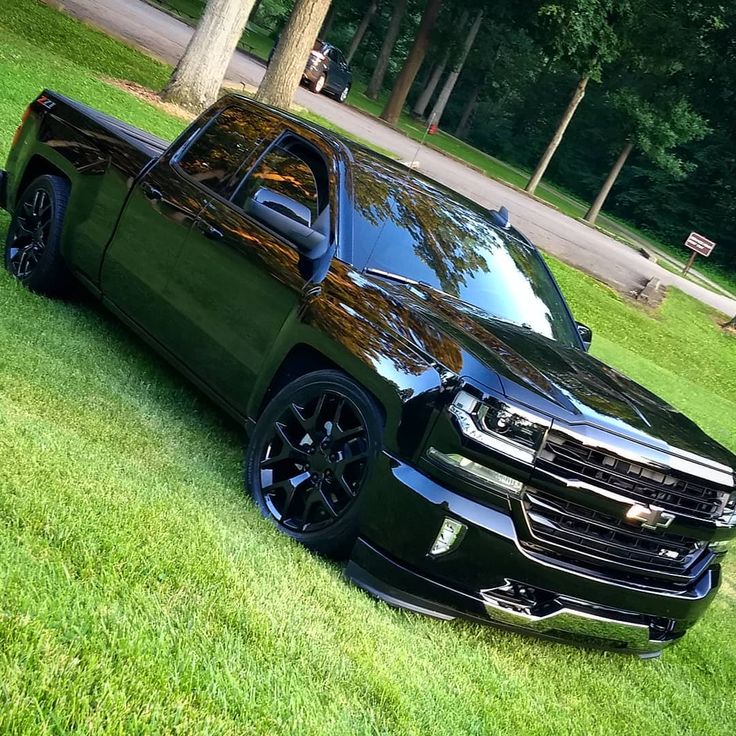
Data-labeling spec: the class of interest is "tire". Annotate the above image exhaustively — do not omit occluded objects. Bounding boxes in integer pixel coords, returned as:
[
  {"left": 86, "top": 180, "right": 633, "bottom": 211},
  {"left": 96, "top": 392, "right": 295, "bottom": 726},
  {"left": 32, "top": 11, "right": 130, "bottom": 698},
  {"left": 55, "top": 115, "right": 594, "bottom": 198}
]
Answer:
[
  {"left": 4, "top": 174, "right": 74, "bottom": 297},
  {"left": 245, "top": 370, "right": 383, "bottom": 558},
  {"left": 310, "top": 74, "right": 326, "bottom": 94},
  {"left": 337, "top": 84, "right": 351, "bottom": 104}
]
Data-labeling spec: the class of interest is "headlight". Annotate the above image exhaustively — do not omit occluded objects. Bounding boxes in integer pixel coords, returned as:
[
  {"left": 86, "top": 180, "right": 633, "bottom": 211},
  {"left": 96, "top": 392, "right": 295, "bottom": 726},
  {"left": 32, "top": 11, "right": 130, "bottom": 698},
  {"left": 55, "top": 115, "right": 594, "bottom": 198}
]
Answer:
[{"left": 449, "top": 390, "right": 551, "bottom": 464}]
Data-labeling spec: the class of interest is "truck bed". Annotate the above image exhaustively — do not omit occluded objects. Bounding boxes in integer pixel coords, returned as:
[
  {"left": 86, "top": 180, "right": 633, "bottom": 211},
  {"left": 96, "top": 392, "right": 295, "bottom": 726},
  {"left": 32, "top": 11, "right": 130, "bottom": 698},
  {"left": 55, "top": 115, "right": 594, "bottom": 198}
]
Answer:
[
  {"left": 50, "top": 90, "right": 169, "bottom": 160},
  {"left": 8, "top": 89, "right": 176, "bottom": 286}
]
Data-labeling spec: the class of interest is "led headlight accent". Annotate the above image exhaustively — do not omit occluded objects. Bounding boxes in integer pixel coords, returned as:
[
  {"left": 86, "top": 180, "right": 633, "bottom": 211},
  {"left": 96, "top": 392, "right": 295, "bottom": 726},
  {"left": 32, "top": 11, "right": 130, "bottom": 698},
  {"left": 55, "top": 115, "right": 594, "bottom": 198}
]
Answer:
[
  {"left": 427, "top": 448, "right": 524, "bottom": 498},
  {"left": 449, "top": 391, "right": 551, "bottom": 464}
]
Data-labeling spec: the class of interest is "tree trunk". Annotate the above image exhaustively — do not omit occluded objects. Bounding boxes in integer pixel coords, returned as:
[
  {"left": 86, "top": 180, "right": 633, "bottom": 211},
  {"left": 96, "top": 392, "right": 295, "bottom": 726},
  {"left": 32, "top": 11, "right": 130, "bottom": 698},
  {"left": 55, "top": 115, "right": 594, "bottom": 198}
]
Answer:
[
  {"left": 428, "top": 9, "right": 482, "bottom": 127},
  {"left": 161, "top": 0, "right": 257, "bottom": 112},
  {"left": 584, "top": 141, "right": 634, "bottom": 224},
  {"left": 380, "top": 0, "right": 443, "bottom": 125},
  {"left": 525, "top": 74, "right": 589, "bottom": 195},
  {"left": 366, "top": 0, "right": 408, "bottom": 100},
  {"left": 346, "top": 1, "right": 378, "bottom": 63},
  {"left": 412, "top": 52, "right": 448, "bottom": 118},
  {"left": 411, "top": 9, "right": 468, "bottom": 118},
  {"left": 455, "top": 83, "right": 481, "bottom": 137},
  {"left": 256, "top": 0, "right": 333, "bottom": 110}
]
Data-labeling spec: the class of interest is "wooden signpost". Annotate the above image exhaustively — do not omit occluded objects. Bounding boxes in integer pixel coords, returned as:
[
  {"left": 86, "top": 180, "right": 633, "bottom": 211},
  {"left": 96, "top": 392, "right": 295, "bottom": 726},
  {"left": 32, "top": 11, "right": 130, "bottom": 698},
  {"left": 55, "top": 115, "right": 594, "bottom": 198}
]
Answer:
[{"left": 682, "top": 232, "right": 716, "bottom": 275}]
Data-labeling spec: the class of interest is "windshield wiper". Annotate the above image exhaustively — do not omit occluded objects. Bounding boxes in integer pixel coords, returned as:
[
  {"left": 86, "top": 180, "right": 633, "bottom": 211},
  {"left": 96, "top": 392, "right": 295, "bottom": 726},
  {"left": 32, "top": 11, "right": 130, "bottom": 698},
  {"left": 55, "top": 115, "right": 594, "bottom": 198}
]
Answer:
[
  {"left": 364, "top": 268, "right": 423, "bottom": 287},
  {"left": 364, "top": 268, "right": 533, "bottom": 331}
]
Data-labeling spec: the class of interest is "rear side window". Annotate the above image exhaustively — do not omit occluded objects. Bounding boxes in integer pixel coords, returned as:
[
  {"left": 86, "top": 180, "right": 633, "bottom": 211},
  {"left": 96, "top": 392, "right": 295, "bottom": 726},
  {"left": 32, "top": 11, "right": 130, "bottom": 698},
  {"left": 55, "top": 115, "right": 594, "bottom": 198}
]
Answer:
[
  {"left": 233, "top": 146, "right": 320, "bottom": 224},
  {"left": 177, "top": 107, "right": 260, "bottom": 195}
]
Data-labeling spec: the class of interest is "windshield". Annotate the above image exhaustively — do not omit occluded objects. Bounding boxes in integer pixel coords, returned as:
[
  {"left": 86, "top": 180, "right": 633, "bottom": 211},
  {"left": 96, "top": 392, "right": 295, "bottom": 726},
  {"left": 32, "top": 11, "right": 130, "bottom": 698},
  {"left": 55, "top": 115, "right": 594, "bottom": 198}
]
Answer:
[{"left": 351, "top": 151, "right": 580, "bottom": 347}]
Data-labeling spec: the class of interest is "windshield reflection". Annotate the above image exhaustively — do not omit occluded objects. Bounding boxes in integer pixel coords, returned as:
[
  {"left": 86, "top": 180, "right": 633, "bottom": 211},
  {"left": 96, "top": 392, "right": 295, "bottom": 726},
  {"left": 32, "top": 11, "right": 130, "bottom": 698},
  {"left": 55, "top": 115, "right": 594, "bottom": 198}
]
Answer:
[{"left": 350, "top": 150, "right": 578, "bottom": 347}]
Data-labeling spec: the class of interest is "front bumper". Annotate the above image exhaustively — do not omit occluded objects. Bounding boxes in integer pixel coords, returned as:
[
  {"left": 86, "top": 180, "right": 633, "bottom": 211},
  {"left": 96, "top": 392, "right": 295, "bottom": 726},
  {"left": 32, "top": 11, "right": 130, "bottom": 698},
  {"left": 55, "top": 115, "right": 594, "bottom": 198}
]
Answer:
[{"left": 347, "top": 455, "right": 721, "bottom": 655}]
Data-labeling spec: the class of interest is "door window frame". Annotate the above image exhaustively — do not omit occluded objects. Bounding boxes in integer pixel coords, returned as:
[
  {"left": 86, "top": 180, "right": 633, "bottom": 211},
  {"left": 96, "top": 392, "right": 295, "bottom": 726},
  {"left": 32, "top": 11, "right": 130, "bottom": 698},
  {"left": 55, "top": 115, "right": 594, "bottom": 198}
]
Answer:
[
  {"left": 226, "top": 130, "right": 340, "bottom": 248},
  {"left": 169, "top": 106, "right": 267, "bottom": 203}
]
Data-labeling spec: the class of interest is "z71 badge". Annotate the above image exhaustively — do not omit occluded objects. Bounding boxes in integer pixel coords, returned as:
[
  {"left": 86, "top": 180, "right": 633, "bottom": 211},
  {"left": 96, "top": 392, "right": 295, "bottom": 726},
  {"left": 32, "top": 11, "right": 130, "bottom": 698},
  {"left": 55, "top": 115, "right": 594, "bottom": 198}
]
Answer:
[{"left": 36, "top": 95, "right": 56, "bottom": 110}]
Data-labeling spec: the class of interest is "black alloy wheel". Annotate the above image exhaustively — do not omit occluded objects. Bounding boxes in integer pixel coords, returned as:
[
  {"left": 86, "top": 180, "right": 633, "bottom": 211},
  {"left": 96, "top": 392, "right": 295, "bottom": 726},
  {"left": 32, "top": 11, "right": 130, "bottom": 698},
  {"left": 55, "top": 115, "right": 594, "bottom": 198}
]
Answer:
[
  {"left": 4, "top": 174, "right": 73, "bottom": 296},
  {"left": 7, "top": 187, "right": 52, "bottom": 279},
  {"left": 245, "top": 370, "right": 382, "bottom": 557}
]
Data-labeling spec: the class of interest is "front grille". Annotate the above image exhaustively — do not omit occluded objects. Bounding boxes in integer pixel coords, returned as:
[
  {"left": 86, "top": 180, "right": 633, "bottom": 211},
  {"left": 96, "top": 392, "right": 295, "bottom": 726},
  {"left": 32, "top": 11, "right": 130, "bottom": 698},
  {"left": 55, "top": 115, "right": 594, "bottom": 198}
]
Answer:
[
  {"left": 523, "top": 491, "right": 708, "bottom": 581},
  {"left": 538, "top": 434, "right": 728, "bottom": 521}
]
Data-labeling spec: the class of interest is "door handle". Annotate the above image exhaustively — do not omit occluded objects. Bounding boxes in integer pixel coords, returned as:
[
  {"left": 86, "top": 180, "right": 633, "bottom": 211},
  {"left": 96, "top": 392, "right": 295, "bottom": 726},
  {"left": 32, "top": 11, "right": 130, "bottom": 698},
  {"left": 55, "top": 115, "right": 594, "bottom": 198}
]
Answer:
[
  {"left": 196, "top": 220, "right": 224, "bottom": 241},
  {"left": 141, "top": 182, "right": 162, "bottom": 201}
]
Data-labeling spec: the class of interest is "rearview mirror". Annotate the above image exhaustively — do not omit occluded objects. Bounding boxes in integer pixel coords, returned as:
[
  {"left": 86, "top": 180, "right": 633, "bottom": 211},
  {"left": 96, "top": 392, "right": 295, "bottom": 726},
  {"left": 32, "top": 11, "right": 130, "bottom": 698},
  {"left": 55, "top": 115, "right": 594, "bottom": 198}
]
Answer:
[
  {"left": 577, "top": 322, "right": 593, "bottom": 351},
  {"left": 245, "top": 188, "right": 328, "bottom": 258}
]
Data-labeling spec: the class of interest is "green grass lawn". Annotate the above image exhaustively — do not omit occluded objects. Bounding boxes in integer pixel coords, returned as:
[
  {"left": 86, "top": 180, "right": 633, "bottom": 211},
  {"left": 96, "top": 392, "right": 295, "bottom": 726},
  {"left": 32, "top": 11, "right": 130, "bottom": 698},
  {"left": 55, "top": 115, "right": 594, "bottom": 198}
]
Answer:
[{"left": 2, "top": 1, "right": 736, "bottom": 733}]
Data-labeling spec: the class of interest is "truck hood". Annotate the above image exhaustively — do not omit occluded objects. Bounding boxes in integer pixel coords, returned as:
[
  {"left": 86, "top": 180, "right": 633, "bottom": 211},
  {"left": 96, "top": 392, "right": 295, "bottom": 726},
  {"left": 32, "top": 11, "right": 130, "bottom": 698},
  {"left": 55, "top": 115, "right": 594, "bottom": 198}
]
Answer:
[{"left": 373, "top": 278, "right": 735, "bottom": 470}]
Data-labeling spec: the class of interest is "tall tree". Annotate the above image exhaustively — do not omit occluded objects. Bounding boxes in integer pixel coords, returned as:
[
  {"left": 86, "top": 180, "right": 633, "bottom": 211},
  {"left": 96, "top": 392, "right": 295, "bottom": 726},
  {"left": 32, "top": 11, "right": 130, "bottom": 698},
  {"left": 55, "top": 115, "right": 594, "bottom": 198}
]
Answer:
[
  {"left": 380, "top": 0, "right": 443, "bottom": 125},
  {"left": 319, "top": 4, "right": 336, "bottom": 37},
  {"left": 524, "top": 0, "right": 631, "bottom": 194},
  {"left": 584, "top": 88, "right": 708, "bottom": 223},
  {"left": 366, "top": 0, "right": 409, "bottom": 99},
  {"left": 525, "top": 73, "right": 590, "bottom": 194},
  {"left": 256, "top": 0, "right": 333, "bottom": 109},
  {"left": 346, "top": 1, "right": 379, "bottom": 63},
  {"left": 454, "top": 81, "right": 482, "bottom": 137},
  {"left": 161, "top": 0, "right": 257, "bottom": 112},
  {"left": 411, "top": 10, "right": 469, "bottom": 119},
  {"left": 411, "top": 55, "right": 448, "bottom": 118},
  {"left": 428, "top": 8, "right": 483, "bottom": 127}
]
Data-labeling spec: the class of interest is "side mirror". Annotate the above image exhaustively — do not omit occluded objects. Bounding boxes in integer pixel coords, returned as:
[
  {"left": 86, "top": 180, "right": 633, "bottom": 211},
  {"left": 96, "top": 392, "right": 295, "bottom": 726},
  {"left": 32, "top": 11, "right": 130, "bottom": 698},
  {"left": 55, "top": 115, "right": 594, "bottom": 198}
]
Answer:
[
  {"left": 245, "top": 187, "right": 328, "bottom": 258},
  {"left": 577, "top": 322, "right": 593, "bottom": 352}
]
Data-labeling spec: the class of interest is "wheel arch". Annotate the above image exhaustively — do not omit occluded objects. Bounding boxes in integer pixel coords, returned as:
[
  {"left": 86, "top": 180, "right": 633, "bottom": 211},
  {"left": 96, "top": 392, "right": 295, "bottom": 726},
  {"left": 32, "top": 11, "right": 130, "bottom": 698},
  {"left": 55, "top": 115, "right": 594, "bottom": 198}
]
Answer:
[
  {"left": 249, "top": 337, "right": 445, "bottom": 461},
  {"left": 254, "top": 343, "right": 387, "bottom": 426},
  {"left": 14, "top": 155, "right": 71, "bottom": 209}
]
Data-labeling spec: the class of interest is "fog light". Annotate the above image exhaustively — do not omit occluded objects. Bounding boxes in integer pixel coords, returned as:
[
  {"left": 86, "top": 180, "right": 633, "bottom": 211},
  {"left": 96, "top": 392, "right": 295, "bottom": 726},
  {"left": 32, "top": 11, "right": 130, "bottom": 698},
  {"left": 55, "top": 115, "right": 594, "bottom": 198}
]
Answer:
[
  {"left": 430, "top": 517, "right": 467, "bottom": 556},
  {"left": 427, "top": 447, "right": 524, "bottom": 498}
]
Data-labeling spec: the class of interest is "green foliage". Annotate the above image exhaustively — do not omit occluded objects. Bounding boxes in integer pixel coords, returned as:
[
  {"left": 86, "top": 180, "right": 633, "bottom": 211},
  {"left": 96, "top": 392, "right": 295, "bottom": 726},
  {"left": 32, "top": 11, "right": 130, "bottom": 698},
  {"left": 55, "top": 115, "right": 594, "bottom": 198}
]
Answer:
[
  {"left": 609, "top": 88, "right": 709, "bottom": 177},
  {"left": 534, "top": 0, "right": 632, "bottom": 75}
]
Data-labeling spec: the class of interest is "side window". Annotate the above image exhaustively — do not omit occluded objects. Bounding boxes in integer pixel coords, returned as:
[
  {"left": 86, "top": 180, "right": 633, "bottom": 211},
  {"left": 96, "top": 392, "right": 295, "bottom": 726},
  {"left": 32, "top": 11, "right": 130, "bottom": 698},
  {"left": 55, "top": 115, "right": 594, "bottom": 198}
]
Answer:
[
  {"left": 335, "top": 50, "right": 347, "bottom": 67},
  {"left": 177, "top": 107, "right": 260, "bottom": 195},
  {"left": 233, "top": 145, "right": 321, "bottom": 225}
]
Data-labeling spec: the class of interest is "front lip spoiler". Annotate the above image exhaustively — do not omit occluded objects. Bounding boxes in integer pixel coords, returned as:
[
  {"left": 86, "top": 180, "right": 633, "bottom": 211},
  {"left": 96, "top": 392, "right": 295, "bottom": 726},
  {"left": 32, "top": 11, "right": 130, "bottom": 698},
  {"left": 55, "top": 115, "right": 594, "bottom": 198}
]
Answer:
[{"left": 346, "top": 539, "right": 679, "bottom": 656}]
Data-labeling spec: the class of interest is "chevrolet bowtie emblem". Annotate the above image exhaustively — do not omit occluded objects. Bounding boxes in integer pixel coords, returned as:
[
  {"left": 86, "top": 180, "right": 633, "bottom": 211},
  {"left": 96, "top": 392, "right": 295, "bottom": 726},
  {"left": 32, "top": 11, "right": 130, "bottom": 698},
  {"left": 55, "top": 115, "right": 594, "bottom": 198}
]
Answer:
[{"left": 626, "top": 503, "right": 676, "bottom": 530}]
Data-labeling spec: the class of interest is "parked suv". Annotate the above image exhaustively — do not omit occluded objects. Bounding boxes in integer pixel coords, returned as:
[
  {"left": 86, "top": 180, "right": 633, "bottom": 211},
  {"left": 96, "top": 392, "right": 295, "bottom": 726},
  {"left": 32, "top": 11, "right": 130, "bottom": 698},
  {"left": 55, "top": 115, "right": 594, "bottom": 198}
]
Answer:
[
  {"left": 2, "top": 91, "right": 734, "bottom": 657},
  {"left": 268, "top": 39, "right": 352, "bottom": 102}
]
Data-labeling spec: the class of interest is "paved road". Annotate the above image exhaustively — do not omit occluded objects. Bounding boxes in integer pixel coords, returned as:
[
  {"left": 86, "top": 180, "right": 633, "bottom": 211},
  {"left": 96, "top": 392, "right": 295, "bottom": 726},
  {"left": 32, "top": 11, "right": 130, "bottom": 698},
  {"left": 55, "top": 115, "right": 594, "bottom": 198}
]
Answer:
[{"left": 55, "top": 0, "right": 736, "bottom": 316}]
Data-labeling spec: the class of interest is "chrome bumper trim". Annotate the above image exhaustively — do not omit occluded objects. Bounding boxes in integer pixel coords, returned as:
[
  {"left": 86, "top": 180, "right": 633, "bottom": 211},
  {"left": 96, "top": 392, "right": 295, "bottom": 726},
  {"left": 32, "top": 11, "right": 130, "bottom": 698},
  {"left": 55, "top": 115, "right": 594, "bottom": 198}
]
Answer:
[{"left": 480, "top": 592, "right": 673, "bottom": 653}]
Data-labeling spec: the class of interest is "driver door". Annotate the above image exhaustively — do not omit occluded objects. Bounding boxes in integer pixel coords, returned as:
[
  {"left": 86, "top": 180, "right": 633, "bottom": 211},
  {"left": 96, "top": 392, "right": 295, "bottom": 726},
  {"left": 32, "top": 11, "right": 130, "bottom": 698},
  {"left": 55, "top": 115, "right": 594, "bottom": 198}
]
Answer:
[
  {"left": 163, "top": 133, "right": 334, "bottom": 417},
  {"left": 101, "top": 106, "right": 264, "bottom": 342}
]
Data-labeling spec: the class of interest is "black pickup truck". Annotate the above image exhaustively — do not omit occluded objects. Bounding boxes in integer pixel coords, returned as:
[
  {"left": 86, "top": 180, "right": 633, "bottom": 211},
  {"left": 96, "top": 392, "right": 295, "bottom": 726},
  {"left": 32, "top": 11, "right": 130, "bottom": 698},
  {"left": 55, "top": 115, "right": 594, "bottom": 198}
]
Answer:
[{"left": 2, "top": 91, "right": 734, "bottom": 656}]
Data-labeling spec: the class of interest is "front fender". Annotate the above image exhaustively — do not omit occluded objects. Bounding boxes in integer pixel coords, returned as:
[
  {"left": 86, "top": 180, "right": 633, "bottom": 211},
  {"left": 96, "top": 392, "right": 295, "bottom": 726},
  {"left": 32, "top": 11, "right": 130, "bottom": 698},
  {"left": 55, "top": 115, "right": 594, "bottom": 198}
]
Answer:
[{"left": 248, "top": 262, "right": 455, "bottom": 461}]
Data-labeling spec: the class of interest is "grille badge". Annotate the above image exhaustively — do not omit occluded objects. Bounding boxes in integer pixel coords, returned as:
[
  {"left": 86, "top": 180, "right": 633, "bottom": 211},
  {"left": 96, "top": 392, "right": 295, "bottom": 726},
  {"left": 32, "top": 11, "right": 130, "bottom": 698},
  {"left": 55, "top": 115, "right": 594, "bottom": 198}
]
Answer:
[{"left": 626, "top": 503, "right": 676, "bottom": 530}]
